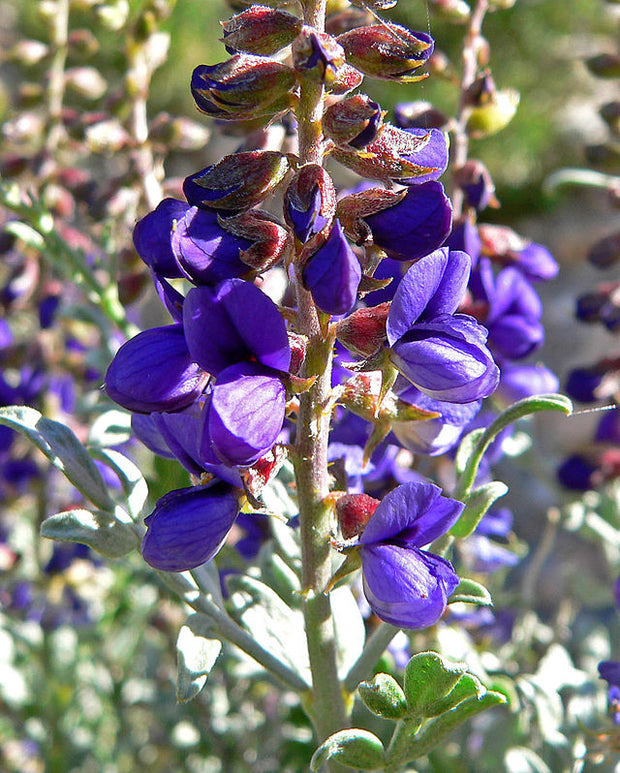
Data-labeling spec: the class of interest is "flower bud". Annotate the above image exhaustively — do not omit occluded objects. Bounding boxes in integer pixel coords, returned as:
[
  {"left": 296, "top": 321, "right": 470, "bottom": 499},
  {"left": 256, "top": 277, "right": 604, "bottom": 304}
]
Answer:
[
  {"left": 338, "top": 187, "right": 407, "bottom": 246},
  {"left": 302, "top": 220, "right": 362, "bottom": 315},
  {"left": 586, "top": 53, "right": 620, "bottom": 79},
  {"left": 292, "top": 26, "right": 346, "bottom": 84},
  {"left": 338, "top": 24, "right": 433, "bottom": 82},
  {"left": 219, "top": 210, "right": 293, "bottom": 271},
  {"left": 222, "top": 6, "right": 302, "bottom": 56},
  {"left": 465, "top": 74, "right": 519, "bottom": 138},
  {"left": 328, "top": 62, "right": 365, "bottom": 94},
  {"left": 323, "top": 94, "right": 383, "bottom": 148},
  {"left": 9, "top": 39, "right": 49, "bottom": 66},
  {"left": 428, "top": 0, "right": 471, "bottom": 22},
  {"left": 336, "top": 493, "right": 380, "bottom": 539},
  {"left": 394, "top": 100, "right": 448, "bottom": 129},
  {"left": 191, "top": 56, "right": 297, "bottom": 121},
  {"left": 183, "top": 151, "right": 291, "bottom": 211},
  {"left": 332, "top": 123, "right": 446, "bottom": 183},
  {"left": 454, "top": 159, "right": 498, "bottom": 211},
  {"left": 64, "top": 67, "right": 107, "bottom": 100},
  {"left": 325, "top": 7, "right": 373, "bottom": 36},
  {"left": 336, "top": 302, "right": 390, "bottom": 357},
  {"left": 284, "top": 164, "right": 336, "bottom": 246},
  {"left": 588, "top": 231, "right": 620, "bottom": 269}
]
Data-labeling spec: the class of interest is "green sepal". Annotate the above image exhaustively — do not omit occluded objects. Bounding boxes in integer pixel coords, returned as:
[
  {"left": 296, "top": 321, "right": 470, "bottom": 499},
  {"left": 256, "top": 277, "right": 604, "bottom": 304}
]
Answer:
[
  {"left": 0, "top": 405, "right": 114, "bottom": 511},
  {"left": 450, "top": 480, "right": 508, "bottom": 538},
  {"left": 40, "top": 508, "right": 140, "bottom": 559},
  {"left": 448, "top": 578, "right": 493, "bottom": 607},
  {"left": 310, "top": 729, "right": 385, "bottom": 771},
  {"left": 403, "top": 651, "right": 466, "bottom": 718},
  {"left": 176, "top": 613, "right": 222, "bottom": 703},
  {"left": 358, "top": 673, "right": 408, "bottom": 719}
]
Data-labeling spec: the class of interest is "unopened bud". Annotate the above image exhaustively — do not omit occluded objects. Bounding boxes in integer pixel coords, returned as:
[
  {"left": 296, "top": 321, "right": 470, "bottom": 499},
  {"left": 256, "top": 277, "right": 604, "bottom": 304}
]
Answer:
[
  {"left": 466, "top": 88, "right": 519, "bottom": 138},
  {"left": 284, "top": 164, "right": 336, "bottom": 246},
  {"left": 428, "top": 0, "right": 471, "bottom": 22},
  {"left": 336, "top": 302, "right": 390, "bottom": 357},
  {"left": 292, "top": 26, "right": 346, "bottom": 84},
  {"left": 9, "top": 39, "right": 49, "bottom": 66},
  {"left": 64, "top": 67, "right": 107, "bottom": 100},
  {"left": 600, "top": 101, "right": 620, "bottom": 134},
  {"left": 337, "top": 187, "right": 406, "bottom": 245},
  {"left": 588, "top": 231, "right": 620, "bottom": 269},
  {"left": 336, "top": 493, "right": 380, "bottom": 539},
  {"left": 328, "top": 62, "right": 364, "bottom": 94},
  {"left": 394, "top": 100, "right": 448, "bottom": 129},
  {"left": 220, "top": 210, "right": 293, "bottom": 271},
  {"left": 184, "top": 151, "right": 291, "bottom": 211},
  {"left": 192, "top": 56, "right": 297, "bottom": 121},
  {"left": 149, "top": 112, "right": 210, "bottom": 151},
  {"left": 338, "top": 24, "right": 433, "bottom": 82},
  {"left": 84, "top": 119, "right": 130, "bottom": 153},
  {"left": 67, "top": 29, "right": 100, "bottom": 58},
  {"left": 287, "top": 332, "right": 307, "bottom": 375},
  {"left": 454, "top": 159, "right": 498, "bottom": 211},
  {"left": 325, "top": 7, "right": 373, "bottom": 36},
  {"left": 96, "top": 0, "right": 130, "bottom": 31},
  {"left": 323, "top": 94, "right": 383, "bottom": 148},
  {"left": 222, "top": 6, "right": 302, "bottom": 56}
]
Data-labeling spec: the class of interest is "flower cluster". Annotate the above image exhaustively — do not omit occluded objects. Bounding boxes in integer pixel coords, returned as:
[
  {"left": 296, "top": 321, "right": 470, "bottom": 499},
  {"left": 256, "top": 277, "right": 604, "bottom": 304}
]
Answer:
[{"left": 101, "top": 2, "right": 555, "bottom": 631}]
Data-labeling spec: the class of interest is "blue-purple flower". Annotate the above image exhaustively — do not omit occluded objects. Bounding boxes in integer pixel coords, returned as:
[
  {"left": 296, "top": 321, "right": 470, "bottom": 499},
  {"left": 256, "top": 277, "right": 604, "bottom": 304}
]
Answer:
[
  {"left": 357, "top": 481, "right": 462, "bottom": 628},
  {"left": 141, "top": 481, "right": 242, "bottom": 572},
  {"left": 386, "top": 248, "right": 499, "bottom": 403},
  {"left": 598, "top": 661, "right": 620, "bottom": 724}
]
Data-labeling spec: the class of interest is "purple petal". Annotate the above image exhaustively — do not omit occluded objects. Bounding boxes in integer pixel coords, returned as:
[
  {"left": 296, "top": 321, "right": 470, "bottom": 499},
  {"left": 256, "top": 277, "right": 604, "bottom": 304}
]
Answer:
[
  {"left": 390, "top": 314, "right": 500, "bottom": 403},
  {"left": 599, "top": 661, "right": 620, "bottom": 687},
  {"left": 400, "top": 128, "right": 449, "bottom": 184},
  {"left": 172, "top": 206, "right": 250, "bottom": 284},
  {"left": 302, "top": 220, "right": 361, "bottom": 315},
  {"left": 105, "top": 325, "right": 209, "bottom": 413},
  {"left": 360, "top": 480, "right": 463, "bottom": 547},
  {"left": 386, "top": 248, "right": 471, "bottom": 345},
  {"left": 205, "top": 362, "right": 287, "bottom": 467},
  {"left": 183, "top": 279, "right": 291, "bottom": 375},
  {"left": 360, "top": 544, "right": 459, "bottom": 628},
  {"left": 133, "top": 198, "right": 188, "bottom": 278},
  {"left": 142, "top": 482, "right": 240, "bottom": 572},
  {"left": 364, "top": 181, "right": 452, "bottom": 262}
]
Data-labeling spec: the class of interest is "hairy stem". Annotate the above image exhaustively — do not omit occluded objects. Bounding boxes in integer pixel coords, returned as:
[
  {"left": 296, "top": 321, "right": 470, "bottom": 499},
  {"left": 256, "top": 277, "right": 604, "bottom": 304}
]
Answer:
[{"left": 293, "top": 0, "right": 350, "bottom": 746}]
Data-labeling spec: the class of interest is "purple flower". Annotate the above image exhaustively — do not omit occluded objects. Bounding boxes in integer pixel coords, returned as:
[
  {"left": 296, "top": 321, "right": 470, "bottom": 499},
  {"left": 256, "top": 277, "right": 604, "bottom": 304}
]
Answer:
[
  {"left": 204, "top": 362, "right": 288, "bottom": 467},
  {"left": 364, "top": 181, "right": 452, "bottom": 261},
  {"left": 171, "top": 206, "right": 251, "bottom": 285},
  {"left": 142, "top": 481, "right": 241, "bottom": 572},
  {"left": 495, "top": 362, "right": 559, "bottom": 404},
  {"left": 357, "top": 481, "right": 462, "bottom": 628},
  {"left": 133, "top": 198, "right": 189, "bottom": 278},
  {"left": 302, "top": 220, "right": 361, "bottom": 315},
  {"left": 386, "top": 249, "right": 499, "bottom": 403},
  {"left": 598, "top": 661, "right": 620, "bottom": 724},
  {"left": 183, "top": 279, "right": 291, "bottom": 375},
  {"left": 105, "top": 325, "right": 209, "bottom": 413}
]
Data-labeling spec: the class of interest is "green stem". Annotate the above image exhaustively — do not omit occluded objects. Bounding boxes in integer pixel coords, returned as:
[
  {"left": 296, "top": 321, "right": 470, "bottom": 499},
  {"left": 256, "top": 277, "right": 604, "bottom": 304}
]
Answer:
[
  {"left": 293, "top": 0, "right": 350, "bottom": 747},
  {"left": 384, "top": 717, "right": 423, "bottom": 773},
  {"left": 44, "top": 0, "right": 69, "bottom": 156},
  {"left": 344, "top": 622, "right": 401, "bottom": 693}
]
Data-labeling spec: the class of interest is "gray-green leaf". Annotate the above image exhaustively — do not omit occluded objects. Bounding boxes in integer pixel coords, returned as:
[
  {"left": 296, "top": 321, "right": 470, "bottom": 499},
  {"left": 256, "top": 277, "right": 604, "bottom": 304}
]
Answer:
[
  {"left": 176, "top": 613, "right": 222, "bottom": 702},
  {"left": 310, "top": 729, "right": 385, "bottom": 771},
  {"left": 41, "top": 508, "right": 140, "bottom": 558}
]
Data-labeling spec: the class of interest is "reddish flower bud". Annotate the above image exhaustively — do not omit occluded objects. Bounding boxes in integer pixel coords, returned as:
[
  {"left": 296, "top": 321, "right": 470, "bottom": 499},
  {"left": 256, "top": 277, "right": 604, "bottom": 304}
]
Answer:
[
  {"left": 337, "top": 187, "right": 407, "bottom": 245},
  {"left": 222, "top": 6, "right": 302, "bottom": 56},
  {"left": 184, "top": 151, "right": 291, "bottom": 211},
  {"left": 325, "top": 7, "right": 373, "bottom": 36},
  {"left": 454, "top": 159, "right": 498, "bottom": 211},
  {"left": 428, "top": 0, "right": 471, "bottom": 21},
  {"left": 394, "top": 100, "right": 448, "bottom": 130},
  {"left": 284, "top": 164, "right": 336, "bottom": 248},
  {"left": 331, "top": 123, "right": 442, "bottom": 182},
  {"left": 219, "top": 210, "right": 293, "bottom": 271},
  {"left": 287, "top": 332, "right": 307, "bottom": 375},
  {"left": 323, "top": 94, "right": 384, "bottom": 148},
  {"left": 338, "top": 24, "right": 433, "bottom": 82},
  {"left": 192, "top": 56, "right": 297, "bottom": 121},
  {"left": 336, "top": 493, "right": 380, "bottom": 539},
  {"left": 292, "top": 26, "right": 346, "bottom": 84},
  {"left": 328, "top": 62, "right": 365, "bottom": 95},
  {"left": 336, "top": 302, "right": 390, "bottom": 357}
]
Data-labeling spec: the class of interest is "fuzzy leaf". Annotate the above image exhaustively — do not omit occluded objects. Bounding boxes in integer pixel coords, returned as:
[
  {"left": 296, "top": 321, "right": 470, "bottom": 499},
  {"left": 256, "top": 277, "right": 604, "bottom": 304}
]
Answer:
[
  {"left": 448, "top": 578, "right": 493, "bottom": 607},
  {"left": 0, "top": 405, "right": 114, "bottom": 511},
  {"left": 404, "top": 651, "right": 466, "bottom": 718},
  {"left": 87, "top": 409, "right": 133, "bottom": 447},
  {"left": 451, "top": 481, "right": 508, "bottom": 537},
  {"left": 311, "top": 729, "right": 385, "bottom": 771},
  {"left": 176, "top": 613, "right": 222, "bottom": 702},
  {"left": 41, "top": 508, "right": 139, "bottom": 558},
  {"left": 358, "top": 673, "right": 408, "bottom": 719},
  {"left": 90, "top": 447, "right": 148, "bottom": 522}
]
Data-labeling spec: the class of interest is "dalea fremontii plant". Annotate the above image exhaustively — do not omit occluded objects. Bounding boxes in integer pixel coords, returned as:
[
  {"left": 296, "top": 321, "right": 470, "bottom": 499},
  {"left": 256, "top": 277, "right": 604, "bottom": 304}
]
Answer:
[{"left": 0, "top": 0, "right": 582, "bottom": 770}]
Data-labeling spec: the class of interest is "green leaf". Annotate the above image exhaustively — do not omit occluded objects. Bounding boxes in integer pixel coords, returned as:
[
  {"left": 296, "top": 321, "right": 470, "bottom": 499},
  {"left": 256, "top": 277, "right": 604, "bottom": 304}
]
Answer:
[
  {"left": 454, "top": 428, "right": 484, "bottom": 478},
  {"left": 450, "top": 481, "right": 508, "bottom": 538},
  {"left": 448, "top": 578, "right": 493, "bottom": 607},
  {"left": 258, "top": 543, "right": 301, "bottom": 608},
  {"left": 454, "top": 394, "right": 572, "bottom": 500},
  {"left": 401, "top": 691, "right": 507, "bottom": 761},
  {"left": 41, "top": 508, "right": 140, "bottom": 558},
  {"left": 310, "top": 729, "right": 385, "bottom": 771},
  {"left": 358, "top": 673, "right": 408, "bottom": 720},
  {"left": 5, "top": 220, "right": 45, "bottom": 250},
  {"left": 424, "top": 673, "right": 486, "bottom": 717},
  {"left": 176, "top": 613, "right": 222, "bottom": 703},
  {"left": 89, "top": 447, "right": 148, "bottom": 522},
  {"left": 403, "top": 651, "right": 466, "bottom": 718},
  {"left": 87, "top": 409, "right": 133, "bottom": 447},
  {"left": 227, "top": 574, "right": 310, "bottom": 683},
  {"left": 0, "top": 405, "right": 114, "bottom": 511}
]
